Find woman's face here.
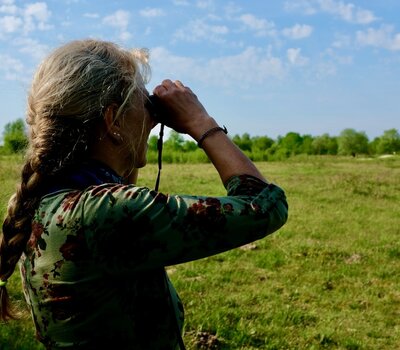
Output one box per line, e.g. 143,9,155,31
120,88,156,171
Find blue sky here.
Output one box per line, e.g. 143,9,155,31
0,0,399,142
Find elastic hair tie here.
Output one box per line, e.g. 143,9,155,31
0,279,7,287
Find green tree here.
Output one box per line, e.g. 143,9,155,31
300,134,314,154
376,128,400,154
3,118,28,153
232,133,252,152
182,140,197,152
249,136,274,161
337,128,369,156
251,136,274,151
368,137,379,155
148,135,159,152
312,133,338,155
164,130,185,151
278,132,303,156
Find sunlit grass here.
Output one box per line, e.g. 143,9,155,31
1,155,399,349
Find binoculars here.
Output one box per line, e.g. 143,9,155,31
146,94,165,191
146,95,164,123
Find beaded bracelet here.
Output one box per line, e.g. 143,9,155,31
197,125,228,148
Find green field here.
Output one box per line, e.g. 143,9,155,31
0,155,399,349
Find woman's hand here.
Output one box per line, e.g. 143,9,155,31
153,79,266,184
152,79,218,140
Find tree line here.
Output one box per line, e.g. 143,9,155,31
146,128,399,163
1,118,399,162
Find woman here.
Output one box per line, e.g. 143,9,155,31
0,39,288,349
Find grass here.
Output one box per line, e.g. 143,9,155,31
1,155,399,349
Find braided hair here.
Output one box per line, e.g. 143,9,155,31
0,39,150,320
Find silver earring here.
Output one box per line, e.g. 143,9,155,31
113,132,123,142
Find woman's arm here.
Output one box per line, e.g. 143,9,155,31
80,177,288,273
72,80,288,274
152,80,266,185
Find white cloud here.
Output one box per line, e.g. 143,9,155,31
0,1,17,15
140,7,165,18
336,55,352,64
324,48,353,64
354,8,378,25
103,10,130,29
15,37,49,61
284,0,317,15
24,2,50,22
196,0,215,10
356,25,400,51
0,1,52,35
0,15,21,33
23,2,52,32
206,47,284,85
149,46,196,77
282,24,313,39
174,18,228,43
331,33,351,48
0,53,24,81
315,61,337,78
83,13,99,19
287,48,309,65
150,46,284,88
172,0,189,6
285,0,378,24
318,0,354,22
238,14,276,37
102,10,131,41
119,31,132,42
224,2,242,18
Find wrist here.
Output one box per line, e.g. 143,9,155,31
197,125,228,148
188,117,219,142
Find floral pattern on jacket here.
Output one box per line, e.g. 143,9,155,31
20,173,288,349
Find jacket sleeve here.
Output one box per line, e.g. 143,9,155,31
81,174,288,273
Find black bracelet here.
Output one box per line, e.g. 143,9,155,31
197,125,228,148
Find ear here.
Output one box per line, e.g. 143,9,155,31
104,104,123,144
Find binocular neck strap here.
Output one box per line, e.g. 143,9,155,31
154,123,164,192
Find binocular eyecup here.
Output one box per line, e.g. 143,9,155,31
146,95,164,123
